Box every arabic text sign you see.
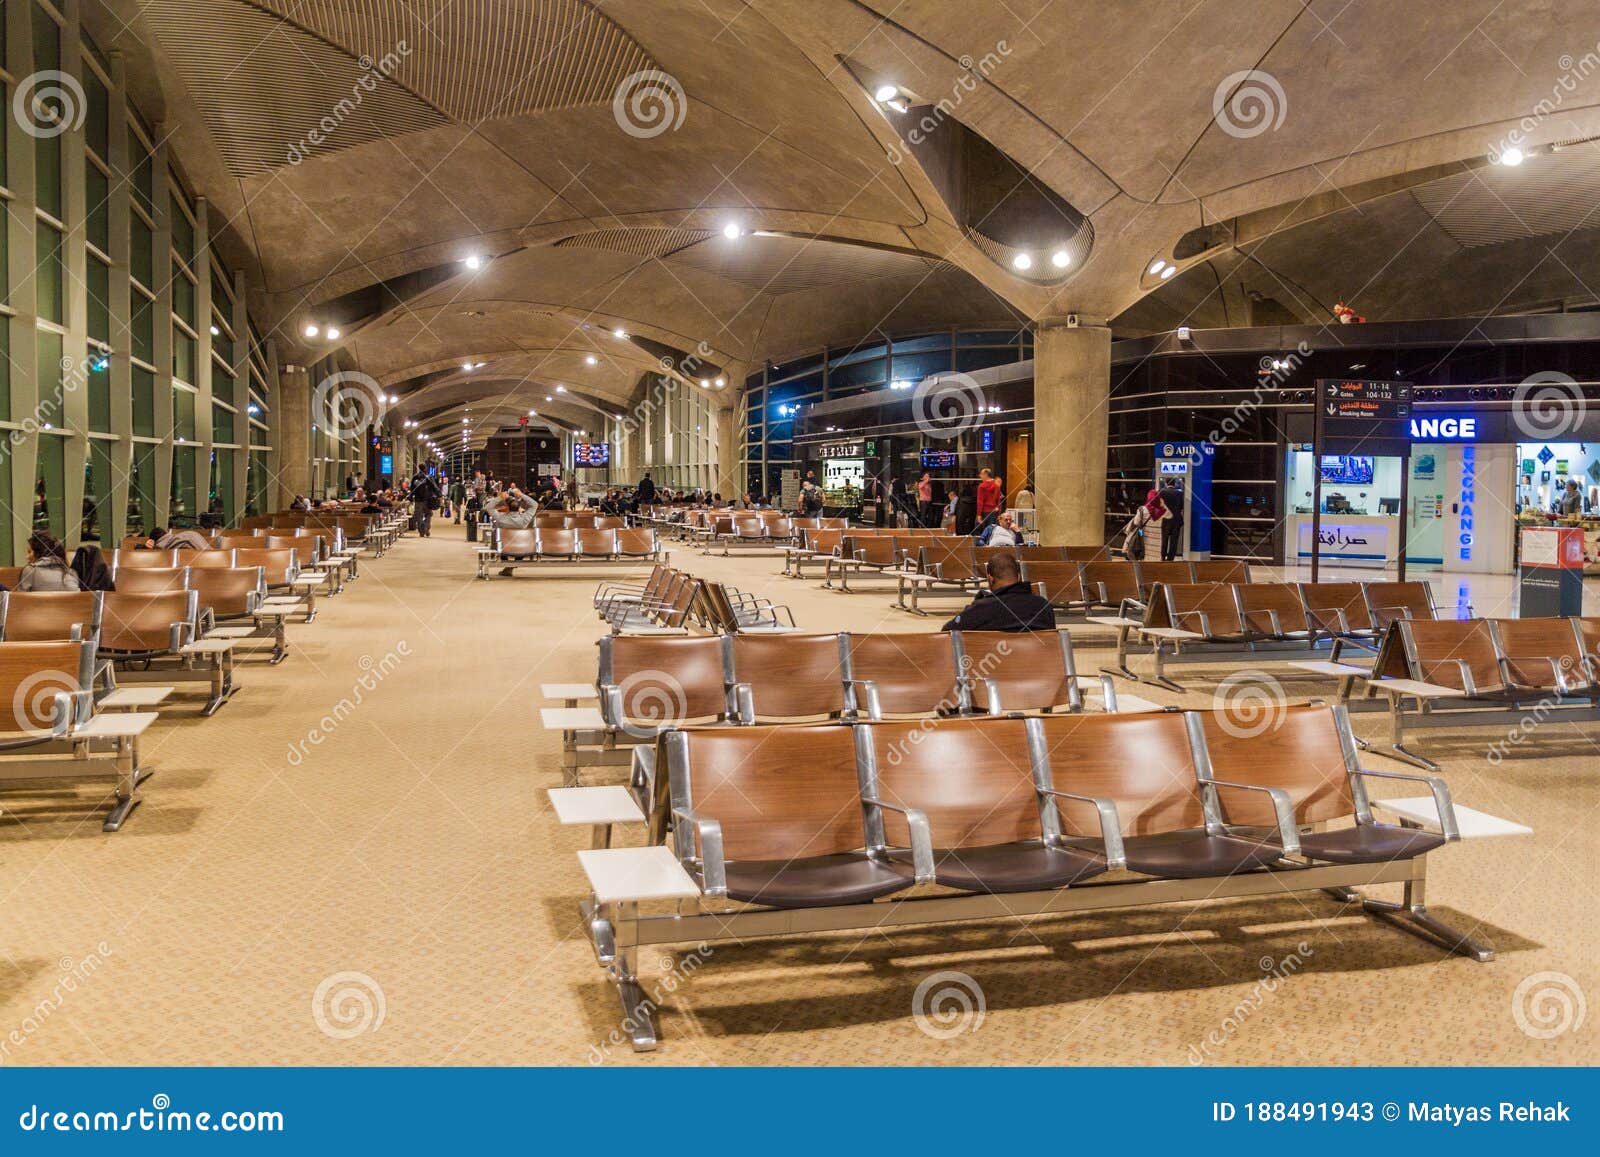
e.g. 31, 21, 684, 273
1296, 520, 1391, 559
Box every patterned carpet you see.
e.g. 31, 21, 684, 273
1, 526, 1593, 1066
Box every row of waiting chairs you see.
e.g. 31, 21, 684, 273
595, 627, 1119, 736
576, 703, 1475, 1048
1142, 579, 1439, 643
476, 527, 663, 578
592, 566, 792, 635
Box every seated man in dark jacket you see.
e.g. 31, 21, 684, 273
941, 553, 1055, 632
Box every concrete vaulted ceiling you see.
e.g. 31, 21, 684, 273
90, 0, 1600, 438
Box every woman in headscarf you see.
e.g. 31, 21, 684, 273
1120, 489, 1166, 561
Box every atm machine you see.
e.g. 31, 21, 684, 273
1151, 441, 1215, 561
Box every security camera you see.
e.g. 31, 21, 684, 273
1065, 313, 1080, 328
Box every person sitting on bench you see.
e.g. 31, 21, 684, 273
941, 553, 1055, 632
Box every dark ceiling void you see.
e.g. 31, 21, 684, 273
861, 66, 1092, 283
625, 334, 726, 386
300, 250, 524, 343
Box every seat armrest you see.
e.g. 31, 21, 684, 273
1205, 779, 1301, 856
730, 682, 755, 725
1423, 657, 1480, 696
1037, 787, 1126, 869
1351, 768, 1460, 841
846, 679, 882, 721
860, 796, 936, 884
630, 746, 657, 812
598, 683, 623, 728
1499, 653, 1570, 694
670, 806, 726, 896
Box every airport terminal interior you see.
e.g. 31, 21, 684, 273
1, 0, 1597, 1068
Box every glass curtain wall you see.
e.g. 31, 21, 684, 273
0, 1, 275, 559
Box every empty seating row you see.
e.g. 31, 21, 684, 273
575, 703, 1480, 1049
1124, 579, 1445, 689
475, 527, 663, 578
0, 639, 157, 831
1319, 615, 1600, 769
1024, 558, 1251, 616
591, 566, 793, 635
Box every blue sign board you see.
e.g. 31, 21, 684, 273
1154, 441, 1214, 554
380, 453, 393, 477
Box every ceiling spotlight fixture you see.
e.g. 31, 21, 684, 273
714, 376, 726, 387
326, 326, 341, 340
721, 222, 743, 240
555, 384, 567, 392
874, 84, 898, 102
1012, 252, 1033, 271
1498, 147, 1525, 166
463, 253, 483, 270
1160, 265, 1177, 280
303, 324, 320, 338
387, 394, 398, 404
585, 355, 597, 366
1148, 259, 1167, 276
612, 328, 628, 339
545, 395, 553, 402
1051, 249, 1072, 269
209, 324, 220, 336
528, 409, 537, 416
890, 380, 912, 391
699, 378, 710, 388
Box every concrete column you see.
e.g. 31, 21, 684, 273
1032, 322, 1112, 547
275, 367, 310, 508
714, 398, 741, 498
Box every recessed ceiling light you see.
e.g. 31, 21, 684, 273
303, 324, 319, 338
1148, 260, 1166, 276
585, 355, 597, 365
722, 222, 742, 240
1051, 249, 1071, 268
556, 384, 566, 392
874, 84, 899, 103
1012, 252, 1032, 271
699, 378, 710, 388
209, 324, 220, 336
545, 395, 552, 402
715, 376, 726, 387
326, 326, 341, 339
1499, 147, 1525, 166
612, 328, 627, 339
1160, 265, 1177, 279
387, 394, 398, 404
464, 253, 483, 270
